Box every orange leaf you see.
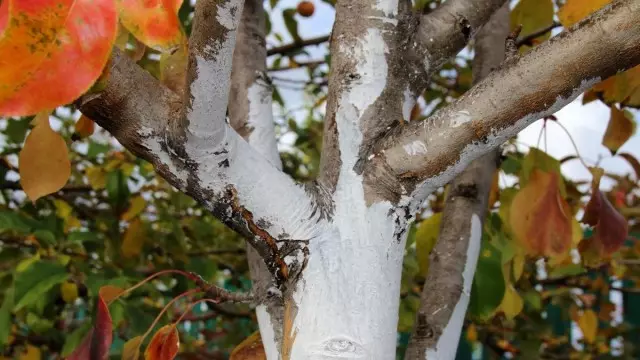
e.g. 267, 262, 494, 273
0, 0, 118, 116
230, 331, 266, 360
122, 336, 143, 360
18, 112, 71, 201
99, 285, 126, 303
602, 106, 636, 154
145, 325, 180, 360
558, 0, 611, 28
118, 0, 184, 52
74, 115, 95, 139
581, 168, 628, 255
585, 65, 640, 109
68, 286, 114, 359
510, 169, 572, 257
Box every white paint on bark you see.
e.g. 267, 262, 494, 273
247, 82, 282, 169
374, 0, 398, 17
450, 110, 471, 127
403, 140, 428, 156
256, 305, 279, 359
404, 77, 601, 207
425, 214, 482, 360
216, 0, 243, 30
285, 25, 406, 360
403, 88, 415, 122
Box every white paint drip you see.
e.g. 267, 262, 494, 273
247, 82, 282, 169
402, 87, 415, 122
403, 140, 428, 156
425, 214, 482, 360
450, 110, 471, 127
216, 0, 242, 30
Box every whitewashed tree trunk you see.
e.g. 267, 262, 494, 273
75, 0, 640, 359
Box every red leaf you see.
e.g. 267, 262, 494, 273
582, 190, 628, 255
145, 325, 180, 360
67, 287, 114, 359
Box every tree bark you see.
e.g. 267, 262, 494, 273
72, 0, 640, 358
404, 4, 509, 359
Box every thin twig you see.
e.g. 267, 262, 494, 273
516, 22, 562, 47
267, 35, 330, 56
190, 272, 254, 303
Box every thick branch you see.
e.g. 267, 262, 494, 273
412, 0, 507, 75
405, 4, 508, 359
372, 0, 640, 204
79, 2, 322, 292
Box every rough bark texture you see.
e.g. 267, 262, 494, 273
370, 0, 640, 208
404, 5, 508, 359
71, 0, 640, 358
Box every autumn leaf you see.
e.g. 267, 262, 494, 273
581, 168, 628, 256
230, 331, 266, 360
510, 169, 572, 257
584, 65, 640, 109
99, 285, 126, 303
122, 336, 143, 360
510, 0, 554, 50
122, 218, 146, 259
618, 152, 640, 179
160, 41, 188, 94
19, 112, 71, 201
602, 106, 636, 154
73, 115, 95, 140
0, 0, 118, 116
117, 0, 185, 52
499, 284, 524, 321
67, 287, 114, 360
122, 196, 148, 221
558, 0, 611, 28
145, 325, 180, 360
577, 309, 598, 344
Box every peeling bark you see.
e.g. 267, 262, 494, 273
404, 5, 508, 359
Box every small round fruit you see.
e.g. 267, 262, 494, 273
297, 1, 315, 17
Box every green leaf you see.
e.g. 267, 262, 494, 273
13, 261, 68, 311
5, 117, 33, 144
283, 9, 301, 43
548, 263, 586, 279
86, 141, 111, 159
519, 147, 566, 196
415, 213, 442, 276
0, 210, 36, 234
0, 287, 14, 346
269, 0, 279, 9
33, 229, 56, 245
469, 239, 505, 319
61, 322, 92, 356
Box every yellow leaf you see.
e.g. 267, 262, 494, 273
122, 196, 147, 221
18, 112, 71, 201
558, 0, 611, 28
416, 213, 442, 276
510, 170, 572, 257
122, 218, 146, 258
230, 331, 266, 360
61, 281, 79, 304
500, 285, 524, 320
577, 309, 598, 344
602, 106, 636, 154
122, 336, 143, 360
512, 253, 525, 281
18, 345, 41, 360
86, 166, 107, 190
487, 170, 500, 209
511, 0, 554, 51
